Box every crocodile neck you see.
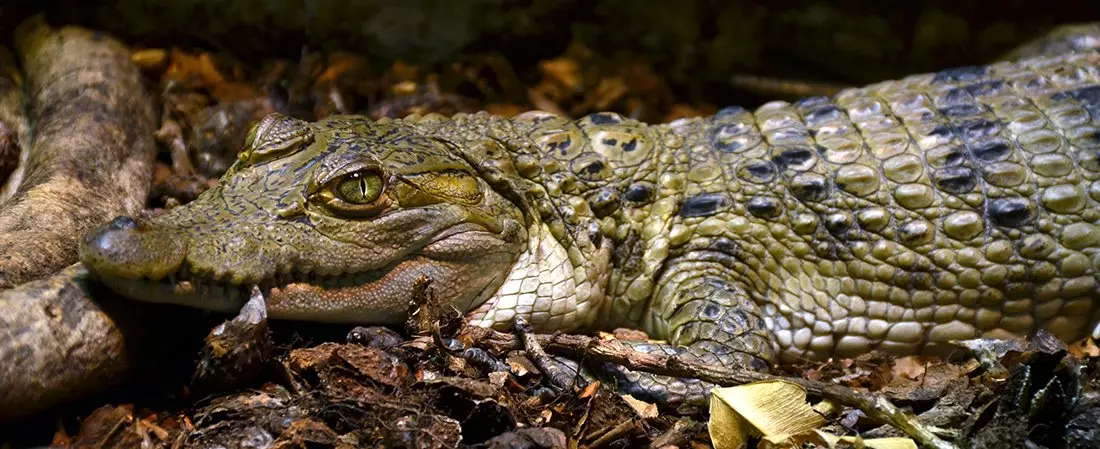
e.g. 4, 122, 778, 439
460, 110, 716, 333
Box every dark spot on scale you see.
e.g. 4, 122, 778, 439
679, 193, 730, 218
942, 87, 971, 107
910, 272, 934, 290
945, 147, 968, 166
804, 105, 842, 125
528, 114, 555, 125
744, 161, 777, 181
964, 79, 1006, 96
772, 148, 814, 171
932, 65, 988, 84
824, 213, 853, 235
602, 138, 618, 147
928, 124, 952, 139
587, 187, 621, 218
989, 198, 1035, 227
582, 161, 605, 175
939, 103, 985, 118
715, 138, 744, 153
954, 118, 1002, 140
1084, 129, 1100, 146
622, 138, 638, 152
745, 196, 781, 218
588, 113, 621, 125
928, 145, 969, 167
970, 139, 1011, 162
702, 303, 721, 318
790, 175, 829, 202
1052, 85, 1100, 118
713, 237, 740, 256
548, 137, 572, 154
624, 182, 654, 203
899, 221, 930, 243
933, 166, 978, 194
1051, 85, 1100, 104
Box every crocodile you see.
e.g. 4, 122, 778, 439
72, 43, 1100, 409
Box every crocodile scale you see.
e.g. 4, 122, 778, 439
80, 48, 1100, 386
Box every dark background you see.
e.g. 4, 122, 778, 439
7, 0, 1100, 107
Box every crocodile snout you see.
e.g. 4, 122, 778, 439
80, 215, 188, 280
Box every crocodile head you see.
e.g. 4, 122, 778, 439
80, 113, 528, 324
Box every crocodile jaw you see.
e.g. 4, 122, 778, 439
88, 227, 518, 324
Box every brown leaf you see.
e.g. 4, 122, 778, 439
584, 77, 628, 112
538, 58, 581, 92
285, 342, 341, 374
612, 328, 651, 341
71, 405, 136, 448
131, 48, 168, 72
162, 49, 255, 102
891, 356, 927, 381
621, 395, 659, 419
335, 345, 409, 389
1068, 337, 1099, 358
386, 60, 420, 84
579, 381, 602, 399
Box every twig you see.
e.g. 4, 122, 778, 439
466, 326, 957, 449
646, 418, 704, 449
585, 418, 641, 449
513, 317, 585, 391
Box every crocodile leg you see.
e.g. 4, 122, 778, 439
603, 254, 773, 409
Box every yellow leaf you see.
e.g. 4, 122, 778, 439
708, 380, 826, 449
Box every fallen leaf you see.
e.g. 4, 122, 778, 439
612, 328, 651, 341
579, 381, 602, 399
488, 371, 510, 388
538, 58, 581, 92
891, 356, 926, 381
621, 395, 659, 419
709, 380, 825, 449
131, 48, 167, 72
805, 429, 918, 449
1068, 337, 1099, 358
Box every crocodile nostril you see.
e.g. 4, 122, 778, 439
106, 215, 138, 231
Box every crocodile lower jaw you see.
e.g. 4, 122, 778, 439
96, 259, 418, 323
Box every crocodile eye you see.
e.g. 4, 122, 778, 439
310, 169, 390, 217
336, 171, 383, 204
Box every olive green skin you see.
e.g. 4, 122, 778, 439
83, 49, 1100, 394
